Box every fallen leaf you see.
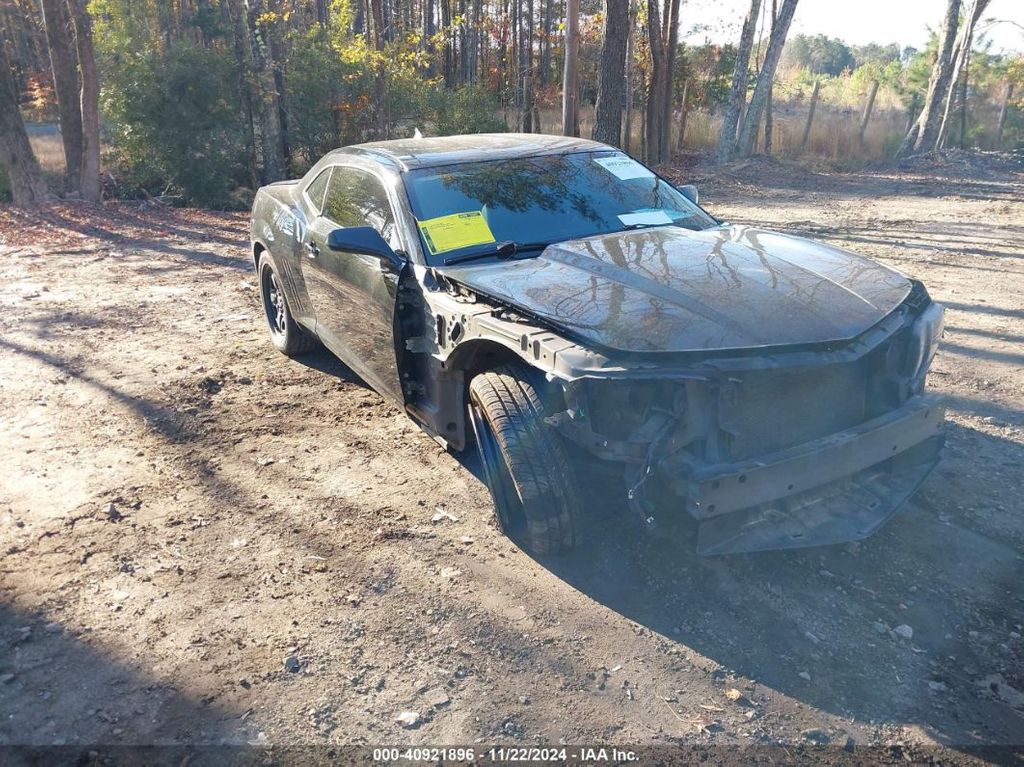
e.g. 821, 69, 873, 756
724, 687, 752, 706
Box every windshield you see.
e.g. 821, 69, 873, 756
402, 151, 716, 265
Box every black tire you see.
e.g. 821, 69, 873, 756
258, 252, 318, 357
468, 364, 581, 555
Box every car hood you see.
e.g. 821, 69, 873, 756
441, 225, 911, 354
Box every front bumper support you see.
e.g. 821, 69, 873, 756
679, 394, 945, 555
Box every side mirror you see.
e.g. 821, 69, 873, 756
327, 226, 404, 270
677, 184, 699, 205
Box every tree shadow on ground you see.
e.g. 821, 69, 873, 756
0, 602, 238, 749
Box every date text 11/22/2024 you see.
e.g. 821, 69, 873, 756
372, 747, 639, 762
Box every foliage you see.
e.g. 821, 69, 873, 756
435, 86, 508, 135
850, 42, 902, 69
10, 0, 1024, 206
675, 43, 737, 110
100, 41, 250, 207
784, 34, 856, 77
284, 29, 368, 164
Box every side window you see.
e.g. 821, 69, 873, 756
305, 168, 331, 213
322, 167, 399, 248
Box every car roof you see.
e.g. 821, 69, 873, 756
330, 133, 611, 171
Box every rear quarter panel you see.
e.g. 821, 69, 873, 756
251, 181, 315, 328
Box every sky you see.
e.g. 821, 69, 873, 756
679, 0, 1024, 55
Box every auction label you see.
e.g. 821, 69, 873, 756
593, 155, 655, 180
418, 210, 496, 255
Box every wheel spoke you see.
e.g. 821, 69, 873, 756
262, 266, 288, 337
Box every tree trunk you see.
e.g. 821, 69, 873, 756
369, 0, 389, 136
440, 0, 452, 85
644, 0, 662, 162
675, 78, 689, 152
735, 0, 798, 158
904, 92, 920, 135
40, 0, 82, 194
763, 0, 776, 155
799, 79, 819, 151
222, 0, 259, 187
468, 0, 481, 83
540, 0, 552, 86
245, 0, 286, 181
67, 0, 100, 202
561, 0, 580, 136
717, 1, 761, 162
623, 1, 636, 154
592, 0, 629, 147
958, 44, 970, 149
656, 0, 680, 160
459, 0, 468, 84
269, 30, 290, 174
424, 0, 435, 74
645, 0, 679, 164
937, 0, 983, 148
0, 39, 48, 204
763, 81, 773, 154
936, 0, 988, 150
897, 0, 961, 157
858, 79, 879, 148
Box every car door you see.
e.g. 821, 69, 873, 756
302, 165, 405, 403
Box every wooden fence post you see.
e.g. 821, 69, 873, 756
858, 80, 879, 148
800, 80, 820, 152
995, 81, 1014, 148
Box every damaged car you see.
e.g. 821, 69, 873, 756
250, 134, 946, 556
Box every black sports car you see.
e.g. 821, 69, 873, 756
250, 133, 946, 556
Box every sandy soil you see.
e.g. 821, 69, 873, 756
0, 159, 1021, 760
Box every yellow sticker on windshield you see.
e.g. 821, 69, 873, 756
418, 211, 496, 255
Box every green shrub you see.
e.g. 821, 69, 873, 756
285, 30, 363, 164
101, 41, 250, 207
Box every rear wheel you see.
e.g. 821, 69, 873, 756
258, 252, 318, 357
468, 364, 581, 555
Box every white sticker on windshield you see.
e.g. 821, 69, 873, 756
594, 155, 656, 180
618, 210, 673, 227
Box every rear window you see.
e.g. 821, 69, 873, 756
305, 168, 331, 213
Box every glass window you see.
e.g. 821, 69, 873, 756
305, 168, 331, 213
322, 166, 398, 247
403, 151, 715, 264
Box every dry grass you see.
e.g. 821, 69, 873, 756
27, 127, 66, 181
538, 100, 910, 165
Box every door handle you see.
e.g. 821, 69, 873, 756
305, 241, 320, 258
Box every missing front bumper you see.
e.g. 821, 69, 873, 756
696, 437, 942, 555
682, 394, 946, 555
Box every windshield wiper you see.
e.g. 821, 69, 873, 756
620, 221, 670, 231
442, 240, 551, 266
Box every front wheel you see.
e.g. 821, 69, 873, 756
468, 364, 582, 555
258, 252, 318, 357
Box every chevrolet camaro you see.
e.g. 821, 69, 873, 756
250, 134, 946, 556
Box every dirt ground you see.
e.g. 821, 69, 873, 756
0, 157, 1022, 761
